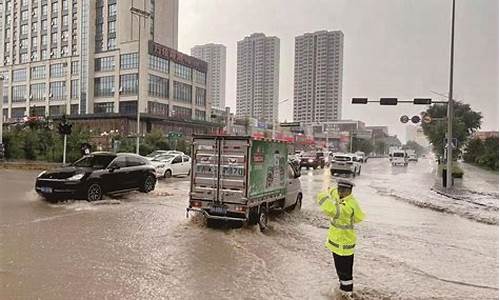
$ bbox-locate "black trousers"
[332,253,354,292]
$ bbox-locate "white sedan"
[151,154,191,178]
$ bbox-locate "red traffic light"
[411,116,421,124]
[380,98,398,105]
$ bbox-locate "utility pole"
[0,75,4,146]
[130,7,151,155]
[274,99,289,139]
[446,0,456,189]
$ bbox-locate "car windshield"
[73,155,115,169]
[334,156,351,162]
[152,155,175,162]
[302,152,316,157]
[394,153,405,157]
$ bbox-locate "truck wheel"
[248,207,259,226]
[357,167,361,175]
[352,171,356,178]
[258,206,268,232]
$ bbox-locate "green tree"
[421,101,482,158]
[374,140,387,155]
[463,138,484,163]
[348,138,374,154]
[403,140,427,156]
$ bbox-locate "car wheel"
[141,175,156,193]
[187,169,191,176]
[164,169,172,178]
[258,206,268,232]
[291,193,302,211]
[87,183,103,202]
[358,167,361,175]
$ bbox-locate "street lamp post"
[445,0,456,189]
[130,7,151,155]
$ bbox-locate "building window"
[172,105,192,120]
[49,81,66,100]
[149,55,168,73]
[70,79,79,99]
[31,106,46,117]
[12,85,27,102]
[21,24,28,35]
[71,61,79,75]
[94,102,114,114]
[195,87,206,106]
[30,83,46,101]
[148,74,168,98]
[119,101,137,114]
[107,38,116,50]
[193,70,206,85]
[50,63,66,77]
[195,109,206,121]
[172,62,192,81]
[12,108,26,118]
[94,76,114,97]
[95,56,115,72]
[70,104,79,115]
[147,101,168,116]
[108,21,116,34]
[108,4,117,17]
[120,74,138,95]
[173,81,192,103]
[41,34,48,46]
[49,105,66,116]
[51,2,59,14]
[120,53,138,70]
[12,69,27,82]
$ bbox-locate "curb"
[0,161,61,171]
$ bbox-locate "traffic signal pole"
[445,0,456,189]
[63,134,67,165]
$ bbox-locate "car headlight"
[37,171,46,178]
[308,159,314,163]
[156,164,165,169]
[67,173,85,181]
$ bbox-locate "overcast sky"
[178,0,498,142]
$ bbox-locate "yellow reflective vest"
[317,188,365,256]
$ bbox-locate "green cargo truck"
[187,136,303,231]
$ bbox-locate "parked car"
[330,154,361,177]
[35,152,157,201]
[151,153,191,178]
[299,151,326,169]
[144,150,184,161]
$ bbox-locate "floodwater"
[0,157,498,299]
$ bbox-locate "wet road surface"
[0,157,498,299]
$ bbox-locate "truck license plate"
[210,206,227,215]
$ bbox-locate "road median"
[0,161,61,171]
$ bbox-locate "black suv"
[299,151,326,169]
[35,152,157,201]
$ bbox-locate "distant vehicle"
[391,150,408,166]
[144,150,184,160]
[299,151,325,169]
[406,150,418,162]
[187,136,302,231]
[35,152,156,201]
[330,154,361,177]
[354,151,368,163]
[151,153,191,178]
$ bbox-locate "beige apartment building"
[293,30,344,123]
[191,43,226,109]
[236,33,280,123]
[0,0,210,123]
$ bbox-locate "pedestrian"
[317,179,365,299]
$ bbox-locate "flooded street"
[1,157,498,299]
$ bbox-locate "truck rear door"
[191,137,220,203]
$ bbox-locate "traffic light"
[380,98,398,105]
[413,98,432,105]
[352,98,368,104]
[58,122,72,135]
[400,115,409,124]
[411,116,421,124]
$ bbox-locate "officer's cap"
[337,179,355,189]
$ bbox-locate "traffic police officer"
[317,179,365,299]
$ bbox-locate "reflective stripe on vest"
[328,240,356,249]
[318,195,329,206]
[330,221,354,230]
[340,280,353,286]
